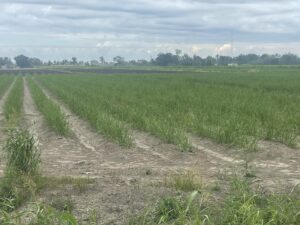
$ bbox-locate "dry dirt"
[0,77,299,224]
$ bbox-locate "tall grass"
[4,77,23,127]
[27,77,69,136]
[36,67,300,151]
[0,129,40,210]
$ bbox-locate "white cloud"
[216,44,232,55]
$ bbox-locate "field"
[36,67,300,150]
[0,66,300,224]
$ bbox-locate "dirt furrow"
[0,78,16,177]
[189,134,300,189]
[189,135,244,164]
[34,80,213,171]
[23,78,111,177]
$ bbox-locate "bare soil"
[0,78,299,224]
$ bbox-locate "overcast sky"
[0,0,300,61]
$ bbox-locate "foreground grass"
[128,178,300,225]
[0,129,299,224]
[0,130,96,224]
[27,77,69,136]
[0,129,40,210]
[4,77,23,127]
[37,67,300,151]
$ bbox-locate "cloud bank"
[0,0,299,60]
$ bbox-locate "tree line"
[0,52,300,68]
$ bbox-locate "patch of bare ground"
[0,79,16,177]
[253,140,300,188]
[189,134,300,190]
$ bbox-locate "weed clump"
[165,171,202,192]
[4,129,39,176]
[0,129,40,210]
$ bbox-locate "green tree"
[14,55,32,68]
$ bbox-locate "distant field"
[0,66,300,224]
[35,66,300,150]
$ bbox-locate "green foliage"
[128,191,208,225]
[165,171,202,192]
[27,77,69,136]
[4,77,23,126]
[50,197,74,212]
[36,77,133,147]
[36,67,300,151]
[0,129,40,210]
[0,203,79,225]
[217,178,300,225]
[129,179,300,225]
[96,113,132,147]
[0,174,38,211]
[4,129,40,176]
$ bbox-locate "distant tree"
[175,49,182,56]
[205,56,216,66]
[217,56,233,65]
[280,53,299,65]
[193,55,204,66]
[61,59,69,65]
[99,56,105,64]
[71,57,77,65]
[14,55,32,68]
[137,59,148,65]
[129,60,137,65]
[0,57,13,68]
[90,60,99,66]
[30,58,43,67]
[181,54,193,66]
[155,53,178,66]
[113,56,125,65]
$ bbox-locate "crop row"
[4,76,23,127]
[36,70,300,151]
[27,78,69,136]
[0,75,14,98]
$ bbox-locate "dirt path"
[0,78,16,177]
[190,134,300,190]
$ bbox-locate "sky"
[0,0,300,61]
